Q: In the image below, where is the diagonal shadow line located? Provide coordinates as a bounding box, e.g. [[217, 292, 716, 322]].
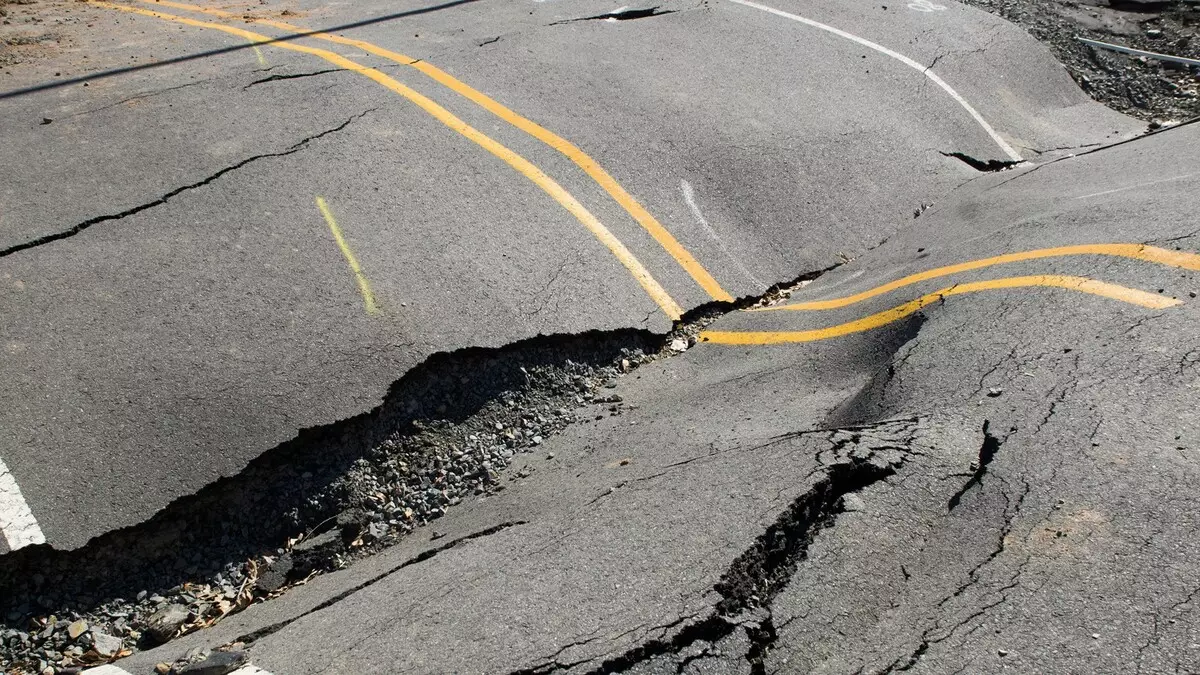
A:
[[0, 0, 482, 101]]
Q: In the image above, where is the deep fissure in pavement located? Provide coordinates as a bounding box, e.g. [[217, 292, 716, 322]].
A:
[[0, 264, 836, 671], [946, 419, 1001, 511], [538, 445, 911, 675]]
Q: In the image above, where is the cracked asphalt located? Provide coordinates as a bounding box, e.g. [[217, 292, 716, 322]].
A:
[[1, 0, 1198, 672]]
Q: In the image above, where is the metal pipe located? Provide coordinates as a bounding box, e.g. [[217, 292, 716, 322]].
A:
[[1076, 36, 1200, 68]]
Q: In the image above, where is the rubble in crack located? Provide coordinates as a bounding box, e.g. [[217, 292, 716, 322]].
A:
[[0, 337, 652, 673], [0, 265, 836, 673]]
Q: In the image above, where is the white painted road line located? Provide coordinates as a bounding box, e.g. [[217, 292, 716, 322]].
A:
[[0, 456, 45, 551], [680, 179, 765, 288], [1074, 172, 1198, 200], [726, 0, 1025, 162]]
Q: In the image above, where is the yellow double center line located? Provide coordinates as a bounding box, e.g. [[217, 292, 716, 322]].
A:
[[94, 0, 735, 319], [702, 274, 1182, 345], [754, 243, 1200, 312], [142, 0, 735, 305], [702, 243, 1200, 345]]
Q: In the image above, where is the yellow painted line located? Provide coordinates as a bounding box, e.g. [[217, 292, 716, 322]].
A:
[[252, 44, 267, 66], [701, 275, 1181, 345], [136, 0, 734, 303], [316, 196, 379, 315], [756, 244, 1200, 312], [93, 2, 682, 320]]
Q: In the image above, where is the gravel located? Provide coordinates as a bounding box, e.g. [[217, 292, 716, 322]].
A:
[[958, 0, 1200, 123], [0, 320, 731, 672], [0, 275, 787, 673]]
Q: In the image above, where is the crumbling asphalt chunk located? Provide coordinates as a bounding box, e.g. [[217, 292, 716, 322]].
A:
[[170, 649, 247, 675], [714, 457, 901, 616], [511, 422, 920, 674]]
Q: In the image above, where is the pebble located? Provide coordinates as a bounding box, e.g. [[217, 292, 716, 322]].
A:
[[66, 619, 88, 640], [668, 337, 689, 352], [987, 387, 1004, 397], [998, 648, 1009, 657]]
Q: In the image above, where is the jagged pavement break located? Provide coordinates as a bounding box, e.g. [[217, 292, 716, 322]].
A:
[[0, 271, 823, 672]]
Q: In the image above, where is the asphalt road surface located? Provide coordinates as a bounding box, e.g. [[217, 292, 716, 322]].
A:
[[1, 0, 1197, 672], [0, 0, 1140, 552]]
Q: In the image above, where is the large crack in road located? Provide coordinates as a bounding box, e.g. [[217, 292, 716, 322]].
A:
[[0, 269, 830, 671]]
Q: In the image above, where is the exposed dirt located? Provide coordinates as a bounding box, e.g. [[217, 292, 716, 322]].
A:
[[0, 0, 88, 70], [958, 0, 1200, 123]]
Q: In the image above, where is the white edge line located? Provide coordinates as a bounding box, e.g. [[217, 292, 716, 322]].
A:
[[0, 457, 45, 551], [726, 0, 1024, 162]]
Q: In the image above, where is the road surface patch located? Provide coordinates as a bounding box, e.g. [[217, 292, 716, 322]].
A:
[[89, 1, 685, 320], [700, 274, 1180, 344], [134, 0, 736, 303], [726, 0, 1024, 162], [0, 457, 45, 552], [753, 243, 1200, 312], [315, 196, 379, 316]]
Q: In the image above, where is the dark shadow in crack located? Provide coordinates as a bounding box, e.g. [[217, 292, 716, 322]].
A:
[[0, 329, 655, 622], [549, 6, 677, 25], [941, 151, 1022, 173]]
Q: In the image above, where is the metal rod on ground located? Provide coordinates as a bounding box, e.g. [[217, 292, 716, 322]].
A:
[[1076, 36, 1200, 68]]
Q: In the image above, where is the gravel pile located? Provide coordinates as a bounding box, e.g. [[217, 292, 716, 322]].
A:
[[0, 284, 766, 673], [957, 0, 1200, 123], [0, 331, 677, 673]]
